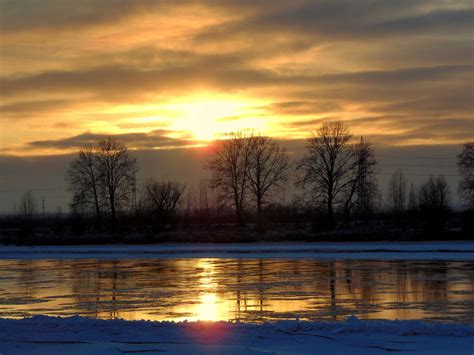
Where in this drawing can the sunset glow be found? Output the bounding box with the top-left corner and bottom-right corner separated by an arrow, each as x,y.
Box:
1,0 -> 472,156
167,95 -> 268,141
0,3 -> 473,353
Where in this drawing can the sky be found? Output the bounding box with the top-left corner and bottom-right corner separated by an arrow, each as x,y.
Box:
0,0 -> 473,212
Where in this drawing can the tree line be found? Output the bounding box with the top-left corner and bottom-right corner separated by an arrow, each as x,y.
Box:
6,122 -> 474,240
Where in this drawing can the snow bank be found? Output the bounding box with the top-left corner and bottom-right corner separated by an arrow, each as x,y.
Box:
0,316 -> 473,354
2,315 -> 474,340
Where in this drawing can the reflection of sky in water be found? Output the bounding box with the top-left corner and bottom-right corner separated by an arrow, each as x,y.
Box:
0,259 -> 473,324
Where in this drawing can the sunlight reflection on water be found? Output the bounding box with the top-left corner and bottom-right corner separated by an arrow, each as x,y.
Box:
0,258 -> 473,323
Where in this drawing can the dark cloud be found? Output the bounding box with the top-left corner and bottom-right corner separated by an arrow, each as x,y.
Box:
284,117 -> 336,129
373,92 -> 474,115
284,114 -> 474,145
312,65 -> 472,86
265,101 -> 342,115
369,8 -> 473,35
197,1 -> 473,44
0,0 -> 171,32
399,118 -> 474,141
2,62 -> 471,101
27,130 -> 197,150
0,62 -> 279,100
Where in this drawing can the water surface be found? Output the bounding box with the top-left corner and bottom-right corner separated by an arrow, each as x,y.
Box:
1,258 -> 473,323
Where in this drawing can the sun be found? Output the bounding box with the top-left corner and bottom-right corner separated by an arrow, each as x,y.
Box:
167,94 -> 268,141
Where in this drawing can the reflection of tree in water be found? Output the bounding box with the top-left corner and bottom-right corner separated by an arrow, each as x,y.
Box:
2,259 -> 474,323
258,259 -> 264,317
329,262 -> 336,320
70,260 -> 181,319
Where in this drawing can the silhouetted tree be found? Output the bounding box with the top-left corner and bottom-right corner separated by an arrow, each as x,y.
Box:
19,190 -> 38,222
246,136 -> 290,233
67,138 -> 138,230
408,182 -> 417,212
418,176 -> 450,233
457,142 -> 474,209
193,180 -> 214,226
297,122 -> 356,228
343,137 -> 378,220
387,169 -> 407,214
207,131 -> 252,226
142,179 -> 186,232
66,145 -> 103,227
96,138 -> 138,229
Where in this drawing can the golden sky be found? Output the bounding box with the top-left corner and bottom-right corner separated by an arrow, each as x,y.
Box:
0,0 -> 473,156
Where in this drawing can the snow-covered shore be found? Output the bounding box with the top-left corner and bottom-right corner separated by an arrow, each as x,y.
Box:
1,241 -> 474,260
0,315 -> 473,354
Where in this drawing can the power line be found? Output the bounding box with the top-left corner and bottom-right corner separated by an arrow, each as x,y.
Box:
375,172 -> 461,177
376,154 -> 455,160
0,188 -> 64,192
378,163 -> 457,168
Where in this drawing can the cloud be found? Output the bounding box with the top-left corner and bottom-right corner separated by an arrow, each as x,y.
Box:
27,130 -> 197,150
197,1 -> 473,44
2,62 -> 471,100
0,60 -> 279,101
0,0 -> 171,32
0,99 -> 75,119
368,8 -> 474,35
265,101 -> 343,115
0,0 -> 472,156
373,92 -> 474,115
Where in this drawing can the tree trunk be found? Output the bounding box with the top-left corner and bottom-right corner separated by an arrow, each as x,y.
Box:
234,189 -> 245,226
343,203 -> 350,224
327,199 -> 335,229
236,207 -> 244,226
110,193 -> 116,231
256,196 -> 264,234
94,200 -> 102,231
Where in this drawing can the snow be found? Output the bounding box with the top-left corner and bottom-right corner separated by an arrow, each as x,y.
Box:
0,241 -> 474,260
0,315 -> 473,354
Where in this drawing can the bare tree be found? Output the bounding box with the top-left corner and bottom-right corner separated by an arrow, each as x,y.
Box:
206,131 -> 252,226
66,145 -> 103,227
95,138 -> 138,228
419,176 -> 450,210
408,182 -> 417,211
343,137 -> 378,220
457,142 -> 474,209
142,179 -> 186,231
19,190 -> 38,221
387,169 -> 407,214
297,122 -> 356,228
418,175 -> 450,231
246,136 -> 290,232
195,180 -> 213,226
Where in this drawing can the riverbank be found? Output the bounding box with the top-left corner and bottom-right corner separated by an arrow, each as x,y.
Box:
1,219 -> 472,245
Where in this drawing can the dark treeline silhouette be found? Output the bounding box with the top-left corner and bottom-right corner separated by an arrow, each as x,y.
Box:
1,123 -> 473,244
297,122 -> 378,229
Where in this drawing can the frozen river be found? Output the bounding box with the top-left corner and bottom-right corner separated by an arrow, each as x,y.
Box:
1,242 -> 474,324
